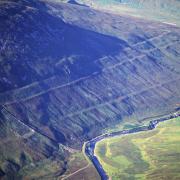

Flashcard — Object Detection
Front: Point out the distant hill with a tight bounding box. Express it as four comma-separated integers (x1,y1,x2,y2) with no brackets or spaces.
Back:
77,0,180,26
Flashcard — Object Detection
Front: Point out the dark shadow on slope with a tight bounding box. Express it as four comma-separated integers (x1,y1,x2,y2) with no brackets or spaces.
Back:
0,0,129,92
0,0,132,147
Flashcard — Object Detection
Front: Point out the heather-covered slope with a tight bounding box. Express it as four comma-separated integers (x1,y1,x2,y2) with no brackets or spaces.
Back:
0,108,69,179
0,0,180,179
0,0,180,146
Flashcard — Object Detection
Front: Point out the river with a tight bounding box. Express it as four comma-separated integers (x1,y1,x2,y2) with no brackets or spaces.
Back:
84,110,180,180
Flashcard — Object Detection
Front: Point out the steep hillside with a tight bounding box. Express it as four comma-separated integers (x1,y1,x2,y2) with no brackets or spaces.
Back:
0,107,69,179
0,0,180,179
0,0,180,146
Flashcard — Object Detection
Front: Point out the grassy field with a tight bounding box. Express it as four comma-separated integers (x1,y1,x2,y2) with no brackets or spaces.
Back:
95,117,180,180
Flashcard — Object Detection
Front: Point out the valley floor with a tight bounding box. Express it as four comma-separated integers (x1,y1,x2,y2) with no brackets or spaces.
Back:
95,117,180,180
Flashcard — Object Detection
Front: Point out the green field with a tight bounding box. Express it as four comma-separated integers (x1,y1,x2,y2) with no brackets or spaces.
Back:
95,117,180,180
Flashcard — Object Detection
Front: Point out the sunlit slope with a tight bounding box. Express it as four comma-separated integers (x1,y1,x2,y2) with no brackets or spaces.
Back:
95,117,180,180
0,107,100,179
0,111,67,179
77,0,180,26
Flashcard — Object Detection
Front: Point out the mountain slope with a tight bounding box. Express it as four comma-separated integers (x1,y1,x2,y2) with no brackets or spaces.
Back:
0,107,69,179
0,0,180,179
1,0,180,146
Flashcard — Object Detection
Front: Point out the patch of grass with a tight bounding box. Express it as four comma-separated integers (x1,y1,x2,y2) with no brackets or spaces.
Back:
95,117,180,179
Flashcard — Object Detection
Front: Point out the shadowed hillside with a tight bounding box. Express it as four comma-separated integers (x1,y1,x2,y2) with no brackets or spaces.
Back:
0,0,180,179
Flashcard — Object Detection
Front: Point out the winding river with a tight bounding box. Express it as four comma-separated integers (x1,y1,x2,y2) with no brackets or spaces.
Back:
84,110,180,180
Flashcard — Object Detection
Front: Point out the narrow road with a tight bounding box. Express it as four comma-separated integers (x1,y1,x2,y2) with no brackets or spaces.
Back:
84,110,180,180
61,164,90,180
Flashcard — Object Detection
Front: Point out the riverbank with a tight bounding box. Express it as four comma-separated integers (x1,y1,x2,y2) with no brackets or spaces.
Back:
84,110,180,180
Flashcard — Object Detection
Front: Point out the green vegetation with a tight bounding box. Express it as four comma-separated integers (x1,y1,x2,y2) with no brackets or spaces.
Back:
95,117,180,180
